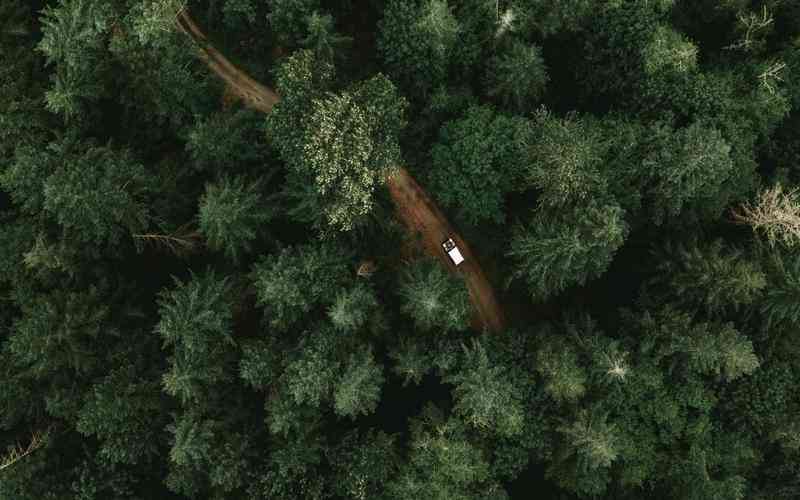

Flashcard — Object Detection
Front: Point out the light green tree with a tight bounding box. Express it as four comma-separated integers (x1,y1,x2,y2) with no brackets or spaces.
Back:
399,259,471,333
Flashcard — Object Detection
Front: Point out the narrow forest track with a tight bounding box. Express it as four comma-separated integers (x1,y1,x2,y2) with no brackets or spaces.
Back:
386,168,506,332
177,10,280,114
176,10,506,333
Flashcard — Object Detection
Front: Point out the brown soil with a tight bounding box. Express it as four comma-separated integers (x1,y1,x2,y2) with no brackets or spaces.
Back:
386,168,506,332
177,10,506,333
177,10,280,114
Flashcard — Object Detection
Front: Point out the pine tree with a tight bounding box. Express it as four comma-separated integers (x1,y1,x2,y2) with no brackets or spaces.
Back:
378,0,461,99
526,109,609,208
333,347,384,418
485,40,548,113
198,175,272,262
155,271,236,404
428,105,532,225
250,242,350,331
644,121,736,224
387,404,505,500
300,11,351,62
76,364,165,466
652,239,766,314
549,408,618,496
37,0,115,118
508,202,628,301
327,282,382,333
42,140,151,247
399,259,471,333
443,340,525,438
534,335,588,404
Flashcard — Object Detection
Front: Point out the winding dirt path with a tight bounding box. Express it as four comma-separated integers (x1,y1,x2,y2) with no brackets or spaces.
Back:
176,10,506,332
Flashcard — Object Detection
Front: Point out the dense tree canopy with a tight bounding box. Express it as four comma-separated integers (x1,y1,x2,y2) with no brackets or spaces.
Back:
3,1,800,498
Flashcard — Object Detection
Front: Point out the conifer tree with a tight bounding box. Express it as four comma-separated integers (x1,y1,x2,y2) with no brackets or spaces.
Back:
508,202,628,301
378,0,461,99
443,340,525,438
155,271,236,404
334,347,384,418
549,409,618,497
645,121,736,224
652,239,766,314
387,404,505,499
327,282,382,333
526,109,609,208
198,175,272,262
399,259,470,333
300,11,352,62
250,242,350,331
37,0,115,118
429,105,532,225
485,39,548,113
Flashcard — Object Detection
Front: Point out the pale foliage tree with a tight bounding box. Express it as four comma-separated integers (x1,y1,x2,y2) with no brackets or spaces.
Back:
642,25,698,75
732,183,800,248
0,428,50,472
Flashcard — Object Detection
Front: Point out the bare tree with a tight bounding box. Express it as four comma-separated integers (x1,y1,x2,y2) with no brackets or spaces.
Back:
1,428,50,472
133,223,204,257
732,184,800,248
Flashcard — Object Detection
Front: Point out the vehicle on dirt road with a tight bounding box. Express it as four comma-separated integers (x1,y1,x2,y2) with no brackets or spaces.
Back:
442,238,465,267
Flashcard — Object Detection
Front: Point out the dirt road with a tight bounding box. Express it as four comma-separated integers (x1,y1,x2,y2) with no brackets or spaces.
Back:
176,10,506,332
386,169,505,332
177,10,279,114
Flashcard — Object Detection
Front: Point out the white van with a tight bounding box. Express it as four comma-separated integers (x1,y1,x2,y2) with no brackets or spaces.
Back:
442,238,465,266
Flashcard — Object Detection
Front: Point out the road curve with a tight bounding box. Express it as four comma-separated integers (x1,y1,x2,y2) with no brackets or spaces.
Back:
176,10,506,333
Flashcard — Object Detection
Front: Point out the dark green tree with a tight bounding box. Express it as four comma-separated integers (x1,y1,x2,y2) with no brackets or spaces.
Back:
651,239,766,314
644,121,736,224
508,202,628,301
526,109,609,208
443,340,525,438
387,404,507,500
378,0,461,99
250,242,351,331
198,175,272,262
485,39,548,113
155,271,237,405
428,105,532,225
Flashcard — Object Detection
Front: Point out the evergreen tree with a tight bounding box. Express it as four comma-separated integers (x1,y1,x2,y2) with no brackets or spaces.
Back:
644,121,736,224
549,408,619,497
198,175,272,262
508,202,628,301
76,364,166,466
378,0,461,99
334,347,384,418
526,109,609,208
155,271,237,404
399,259,471,333
443,340,525,438
37,0,115,118
428,105,532,225
300,11,352,62
327,282,382,333
388,404,506,500
485,39,548,113
651,239,766,314
250,242,351,331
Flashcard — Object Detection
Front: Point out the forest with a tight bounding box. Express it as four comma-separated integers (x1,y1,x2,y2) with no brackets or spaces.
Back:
1,0,800,498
